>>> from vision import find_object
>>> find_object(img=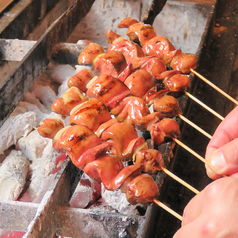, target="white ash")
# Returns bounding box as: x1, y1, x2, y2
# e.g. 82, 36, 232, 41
30, 84, 57, 111
50, 64, 77, 84
18, 131, 63, 202
57, 78, 69, 98
0, 111, 39, 154
75, 64, 93, 72
76, 39, 92, 45
100, 184, 146, 216
23, 92, 48, 113
0, 150, 30, 201
17, 130, 50, 162
18, 101, 49, 122
70, 173, 101, 209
